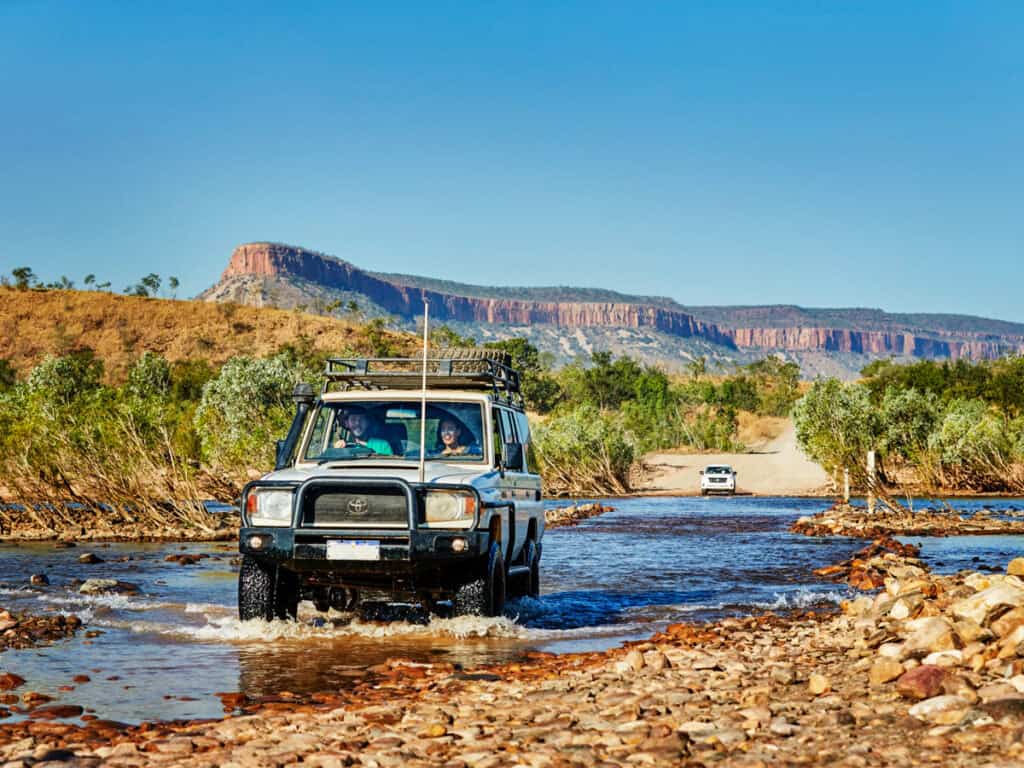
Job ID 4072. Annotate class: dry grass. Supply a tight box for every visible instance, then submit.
[736,412,789,448]
[0,288,415,380]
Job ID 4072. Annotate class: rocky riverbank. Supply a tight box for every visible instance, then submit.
[0,504,237,543]
[5,541,1024,765]
[792,503,1024,538]
[544,502,614,529]
[0,609,82,655]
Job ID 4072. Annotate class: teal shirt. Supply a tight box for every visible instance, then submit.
[364,437,393,455]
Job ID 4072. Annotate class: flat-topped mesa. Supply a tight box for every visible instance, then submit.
[728,327,1024,360]
[221,243,736,345]
[218,243,1024,361]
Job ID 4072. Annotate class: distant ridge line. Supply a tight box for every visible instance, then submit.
[204,242,1024,362]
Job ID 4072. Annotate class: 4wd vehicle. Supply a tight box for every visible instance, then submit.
[700,464,737,495]
[237,352,544,620]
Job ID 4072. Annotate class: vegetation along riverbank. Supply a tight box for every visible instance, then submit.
[4,282,1024,537]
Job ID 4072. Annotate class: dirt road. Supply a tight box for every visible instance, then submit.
[640,422,831,497]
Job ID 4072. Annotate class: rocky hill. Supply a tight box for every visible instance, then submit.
[200,242,1024,376]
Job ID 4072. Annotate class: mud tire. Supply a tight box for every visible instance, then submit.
[238,556,299,621]
[453,542,505,617]
[524,539,540,599]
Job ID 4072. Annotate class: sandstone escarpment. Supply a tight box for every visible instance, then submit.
[213,243,1024,361]
[728,327,1024,360]
[220,243,736,346]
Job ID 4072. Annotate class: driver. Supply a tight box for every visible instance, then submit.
[332,406,393,455]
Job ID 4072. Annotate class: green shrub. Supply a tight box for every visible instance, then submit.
[194,355,306,469]
[926,399,1012,488]
[793,379,879,477]
[531,405,635,496]
[127,351,171,399]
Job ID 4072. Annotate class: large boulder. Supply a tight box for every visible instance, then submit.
[896,665,947,700]
[951,583,1024,626]
[901,617,958,658]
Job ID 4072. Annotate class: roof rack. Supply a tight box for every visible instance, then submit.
[322,351,522,405]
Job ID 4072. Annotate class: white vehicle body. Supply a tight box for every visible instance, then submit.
[700,464,737,495]
[237,353,544,620]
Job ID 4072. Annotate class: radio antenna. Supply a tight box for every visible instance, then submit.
[418,299,429,483]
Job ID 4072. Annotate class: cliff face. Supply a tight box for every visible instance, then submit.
[727,327,1022,361]
[220,243,735,346]
[215,243,1024,361]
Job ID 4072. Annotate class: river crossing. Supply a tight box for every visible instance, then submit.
[0,496,1021,723]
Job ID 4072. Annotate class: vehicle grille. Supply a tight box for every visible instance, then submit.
[302,485,409,527]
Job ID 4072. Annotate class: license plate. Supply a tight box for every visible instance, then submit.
[326,540,380,561]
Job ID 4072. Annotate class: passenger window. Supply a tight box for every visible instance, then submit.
[498,409,524,471]
[491,408,503,465]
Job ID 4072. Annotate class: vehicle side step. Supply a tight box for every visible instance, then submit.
[507,565,530,579]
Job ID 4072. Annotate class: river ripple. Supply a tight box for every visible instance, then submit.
[0,495,1014,723]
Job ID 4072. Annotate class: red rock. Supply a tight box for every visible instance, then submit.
[72,675,91,683]
[0,673,26,690]
[216,692,247,708]
[28,704,84,720]
[896,665,947,700]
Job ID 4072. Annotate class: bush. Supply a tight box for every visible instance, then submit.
[194,355,306,470]
[926,399,1012,489]
[793,379,878,478]
[27,348,103,403]
[878,387,940,463]
[531,405,635,496]
[127,351,171,399]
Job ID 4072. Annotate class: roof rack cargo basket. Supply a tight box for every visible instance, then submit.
[323,348,522,403]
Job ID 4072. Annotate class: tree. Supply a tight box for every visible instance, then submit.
[168,276,179,299]
[792,379,879,479]
[484,337,561,413]
[141,273,161,296]
[84,274,96,288]
[11,267,35,290]
[686,356,707,381]
[26,348,104,404]
[127,352,172,399]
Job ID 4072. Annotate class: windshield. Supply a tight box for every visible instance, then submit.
[302,400,486,462]
[705,466,732,474]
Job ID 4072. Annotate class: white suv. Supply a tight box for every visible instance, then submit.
[238,353,544,621]
[700,464,737,496]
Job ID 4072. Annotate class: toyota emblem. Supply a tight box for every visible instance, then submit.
[347,497,368,515]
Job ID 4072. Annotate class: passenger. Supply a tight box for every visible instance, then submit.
[333,406,393,455]
[435,417,479,457]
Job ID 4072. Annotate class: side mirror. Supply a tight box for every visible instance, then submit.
[699,470,704,475]
[504,443,525,472]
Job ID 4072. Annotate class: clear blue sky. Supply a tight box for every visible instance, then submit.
[1,1,1021,320]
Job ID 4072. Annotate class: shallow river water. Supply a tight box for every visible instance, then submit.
[0,495,1021,723]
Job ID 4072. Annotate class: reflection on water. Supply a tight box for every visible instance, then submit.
[2,495,1017,723]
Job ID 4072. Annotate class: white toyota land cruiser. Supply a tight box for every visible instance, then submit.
[237,353,544,620]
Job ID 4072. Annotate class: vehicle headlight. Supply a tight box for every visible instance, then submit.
[423,490,477,527]
[246,489,294,527]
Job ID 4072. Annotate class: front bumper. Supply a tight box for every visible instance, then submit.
[239,526,488,565]
[238,476,495,594]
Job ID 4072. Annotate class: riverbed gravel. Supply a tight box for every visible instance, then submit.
[3,538,1024,766]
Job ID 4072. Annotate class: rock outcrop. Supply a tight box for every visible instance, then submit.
[211,243,1024,361]
[218,243,736,345]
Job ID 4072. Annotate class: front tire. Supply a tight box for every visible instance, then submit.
[454,541,506,617]
[238,556,299,621]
